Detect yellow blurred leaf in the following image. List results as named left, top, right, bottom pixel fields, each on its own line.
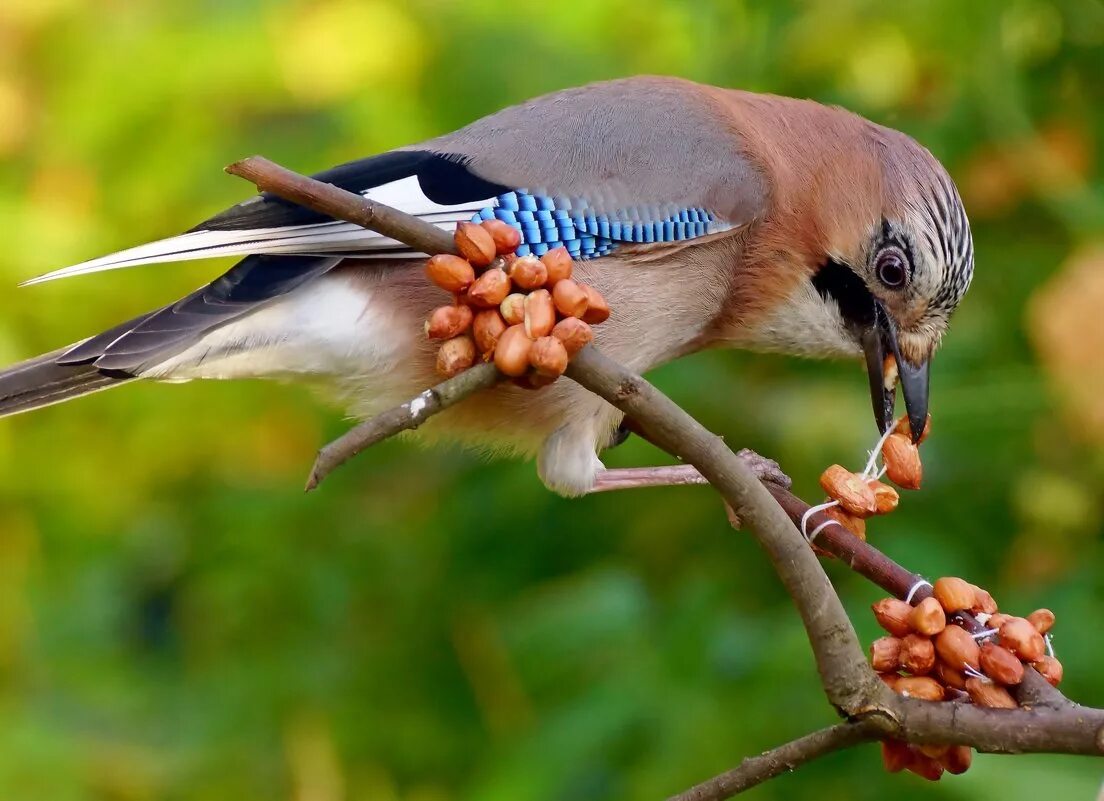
left=0, top=75, right=30, bottom=157
left=841, top=26, right=917, bottom=110
left=1028, top=245, right=1104, bottom=442
left=270, top=0, right=424, bottom=105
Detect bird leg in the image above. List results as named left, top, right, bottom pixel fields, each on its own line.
left=590, top=449, right=791, bottom=494
left=597, top=415, right=791, bottom=491
left=594, top=416, right=791, bottom=529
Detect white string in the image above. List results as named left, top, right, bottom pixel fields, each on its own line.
left=800, top=498, right=840, bottom=540
left=860, top=424, right=898, bottom=480
left=806, top=519, right=841, bottom=544
left=1045, top=634, right=1055, bottom=659
left=905, top=579, right=932, bottom=604
left=970, top=628, right=999, bottom=641
left=963, top=664, right=987, bottom=680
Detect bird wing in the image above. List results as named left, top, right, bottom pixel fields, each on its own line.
left=27, top=76, right=765, bottom=285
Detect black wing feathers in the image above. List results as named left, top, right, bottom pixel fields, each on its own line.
left=194, top=151, right=506, bottom=233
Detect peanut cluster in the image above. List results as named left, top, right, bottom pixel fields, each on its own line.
left=871, top=578, right=1061, bottom=780
left=425, top=221, right=610, bottom=385
left=817, top=414, right=929, bottom=542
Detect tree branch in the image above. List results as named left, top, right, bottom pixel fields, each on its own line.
left=305, top=363, right=500, bottom=490
left=223, top=153, right=1104, bottom=799
left=666, top=721, right=880, bottom=801
left=226, top=156, right=458, bottom=256
left=564, top=346, right=879, bottom=714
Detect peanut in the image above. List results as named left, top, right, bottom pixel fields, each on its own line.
left=454, top=221, right=496, bottom=267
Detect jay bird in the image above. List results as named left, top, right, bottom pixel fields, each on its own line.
left=1, top=76, right=973, bottom=496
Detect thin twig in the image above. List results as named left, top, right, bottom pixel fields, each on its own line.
left=306, top=363, right=500, bottom=490
left=666, top=721, right=880, bottom=801
left=226, top=156, right=458, bottom=256
left=591, top=465, right=710, bottom=492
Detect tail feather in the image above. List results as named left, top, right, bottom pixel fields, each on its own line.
left=0, top=347, right=134, bottom=418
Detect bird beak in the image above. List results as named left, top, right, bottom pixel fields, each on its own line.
left=860, top=303, right=930, bottom=442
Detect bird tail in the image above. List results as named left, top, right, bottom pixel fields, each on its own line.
left=0, top=347, right=134, bottom=419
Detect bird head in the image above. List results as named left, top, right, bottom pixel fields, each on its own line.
left=808, top=129, right=975, bottom=442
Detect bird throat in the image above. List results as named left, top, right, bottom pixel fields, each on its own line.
left=812, top=258, right=876, bottom=330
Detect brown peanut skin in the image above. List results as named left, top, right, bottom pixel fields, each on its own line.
left=493, top=325, right=533, bottom=377
left=872, top=598, right=913, bottom=637
left=907, top=755, right=944, bottom=781
left=523, top=290, right=556, bottom=338
left=825, top=505, right=866, bottom=539
left=540, top=246, right=573, bottom=285
left=426, top=254, right=476, bottom=293
left=435, top=335, right=475, bottom=378
left=893, top=412, right=932, bottom=443
left=908, top=597, right=946, bottom=636
left=895, top=676, right=944, bottom=701
left=454, top=222, right=496, bottom=267
left=508, top=255, right=548, bottom=290
left=881, top=433, right=923, bottom=489
left=881, top=741, right=913, bottom=773
left=499, top=293, right=526, bottom=325
left=979, top=642, right=1024, bottom=685
left=472, top=309, right=507, bottom=355
left=425, top=304, right=473, bottom=339
left=932, top=576, right=976, bottom=613
left=467, top=268, right=511, bottom=308
left=871, top=482, right=900, bottom=514
left=480, top=218, right=522, bottom=254
left=551, top=317, right=594, bottom=357
left=870, top=636, right=902, bottom=672
left=965, top=677, right=1017, bottom=709
left=940, top=745, right=973, bottom=775
left=819, top=464, right=877, bottom=517
left=970, top=586, right=999, bottom=614
left=551, top=279, right=589, bottom=318
left=899, top=634, right=936, bottom=675
left=999, top=617, right=1046, bottom=662
left=935, top=662, right=967, bottom=691
left=935, top=625, right=980, bottom=671
left=1028, top=608, right=1055, bottom=634
left=580, top=284, right=611, bottom=323
left=529, top=336, right=569, bottom=377
left=1032, top=655, right=1063, bottom=686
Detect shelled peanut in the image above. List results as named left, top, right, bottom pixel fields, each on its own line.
left=813, top=413, right=930, bottom=547
left=424, top=220, right=610, bottom=382
left=870, top=575, right=1061, bottom=781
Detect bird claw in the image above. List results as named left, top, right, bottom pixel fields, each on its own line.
left=726, top=449, right=791, bottom=530
left=735, top=448, right=791, bottom=490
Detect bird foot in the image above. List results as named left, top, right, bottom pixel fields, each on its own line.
left=734, top=448, right=791, bottom=490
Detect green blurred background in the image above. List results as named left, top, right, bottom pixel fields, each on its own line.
left=0, top=1, right=1102, bottom=798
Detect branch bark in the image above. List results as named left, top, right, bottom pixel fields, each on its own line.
left=226, top=156, right=458, bottom=256
left=666, top=721, right=881, bottom=801
left=305, top=363, right=500, bottom=490
left=564, top=346, right=880, bottom=714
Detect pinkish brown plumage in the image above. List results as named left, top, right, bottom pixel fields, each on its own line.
left=0, top=77, right=973, bottom=495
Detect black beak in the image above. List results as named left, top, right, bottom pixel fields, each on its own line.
left=860, top=303, right=930, bottom=442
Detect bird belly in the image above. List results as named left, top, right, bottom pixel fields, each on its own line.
left=138, top=253, right=720, bottom=492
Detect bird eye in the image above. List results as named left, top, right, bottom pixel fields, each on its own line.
left=875, top=248, right=908, bottom=289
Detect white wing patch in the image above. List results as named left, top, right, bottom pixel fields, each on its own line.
left=23, top=176, right=494, bottom=286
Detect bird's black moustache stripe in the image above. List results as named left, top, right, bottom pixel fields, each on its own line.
left=811, top=259, right=875, bottom=328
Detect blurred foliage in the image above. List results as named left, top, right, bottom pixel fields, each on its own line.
left=0, top=0, right=1102, bottom=798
